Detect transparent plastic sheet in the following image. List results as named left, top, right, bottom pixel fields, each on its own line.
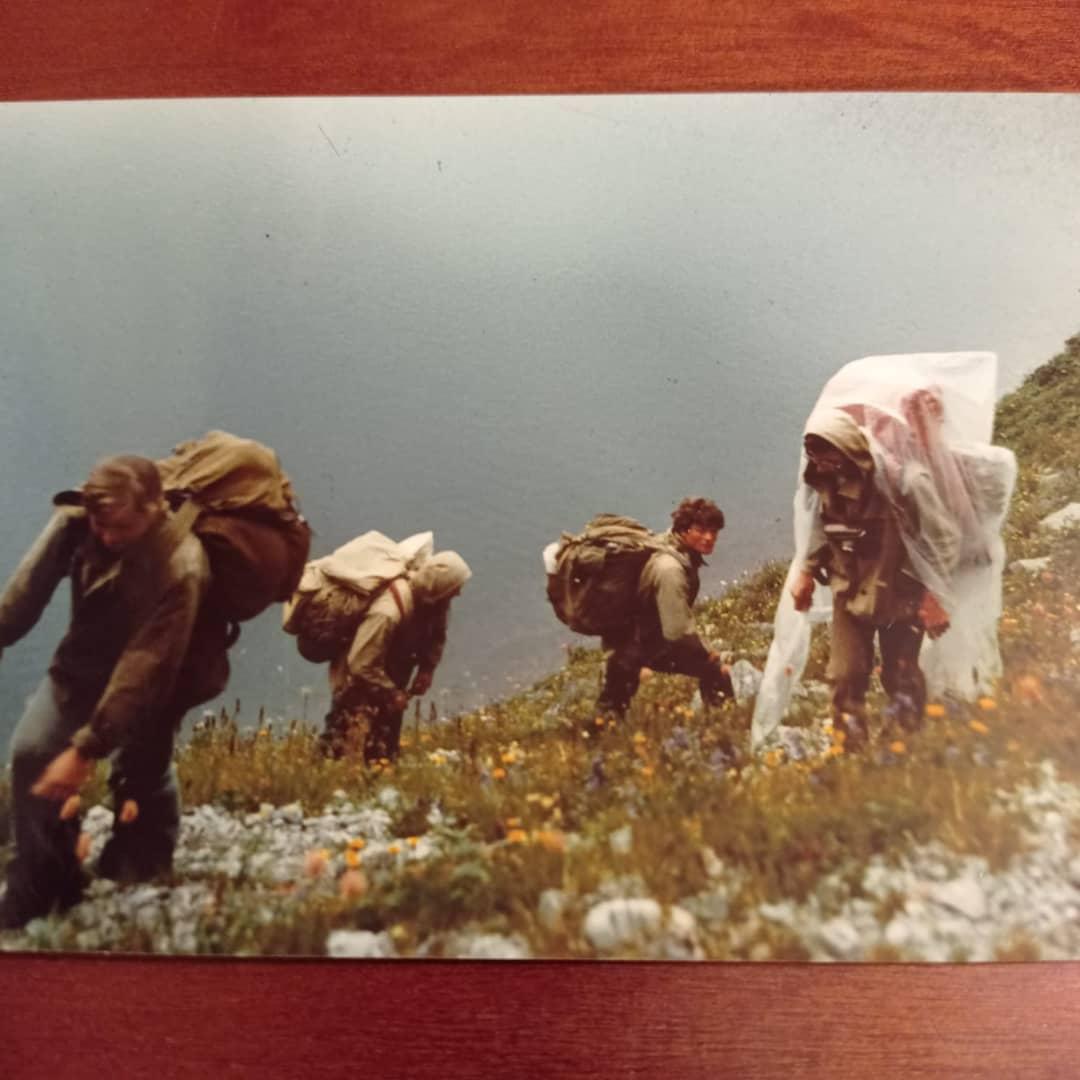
left=751, top=353, right=1016, bottom=749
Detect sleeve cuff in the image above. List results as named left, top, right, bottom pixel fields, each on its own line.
left=70, top=724, right=110, bottom=760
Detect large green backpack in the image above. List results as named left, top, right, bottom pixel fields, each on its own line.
left=157, top=431, right=312, bottom=625
left=545, top=514, right=672, bottom=637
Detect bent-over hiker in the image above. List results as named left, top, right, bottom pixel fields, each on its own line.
left=0, top=456, right=230, bottom=929
left=321, top=550, right=471, bottom=763
left=596, top=497, right=734, bottom=720
left=790, top=409, right=959, bottom=750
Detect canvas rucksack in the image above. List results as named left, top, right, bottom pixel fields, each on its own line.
left=156, top=431, right=312, bottom=626
left=283, top=531, right=433, bottom=664
left=545, top=513, right=673, bottom=637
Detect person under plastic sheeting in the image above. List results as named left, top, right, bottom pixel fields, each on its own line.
left=751, top=352, right=1016, bottom=752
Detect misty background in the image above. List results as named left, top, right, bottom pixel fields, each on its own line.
left=0, top=93, right=1077, bottom=743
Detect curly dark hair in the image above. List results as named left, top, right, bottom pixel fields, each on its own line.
left=671, top=496, right=725, bottom=534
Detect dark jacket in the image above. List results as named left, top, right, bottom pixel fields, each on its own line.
left=0, top=506, right=226, bottom=757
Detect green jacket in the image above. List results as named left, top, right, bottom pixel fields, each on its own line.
left=0, top=506, right=217, bottom=758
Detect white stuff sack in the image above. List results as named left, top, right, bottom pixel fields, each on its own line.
left=316, top=530, right=434, bottom=592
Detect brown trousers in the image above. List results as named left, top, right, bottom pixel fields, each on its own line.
left=828, top=600, right=926, bottom=729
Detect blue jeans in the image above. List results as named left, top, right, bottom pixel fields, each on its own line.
left=4, top=678, right=182, bottom=925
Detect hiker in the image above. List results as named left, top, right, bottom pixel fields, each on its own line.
left=788, top=409, right=960, bottom=749
left=752, top=352, right=1015, bottom=751
left=318, top=549, right=471, bottom=763
left=0, top=456, right=230, bottom=929
left=593, top=497, right=735, bottom=721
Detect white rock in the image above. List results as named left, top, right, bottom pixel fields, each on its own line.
left=609, top=825, right=634, bottom=856
left=817, top=917, right=862, bottom=960
left=759, top=900, right=799, bottom=928
left=453, top=933, right=531, bottom=960
left=583, top=898, right=701, bottom=959
left=930, top=876, right=988, bottom=921
left=1009, top=557, right=1051, bottom=574
left=700, top=846, right=726, bottom=880
left=537, top=889, right=568, bottom=933
left=377, top=787, right=402, bottom=811
left=326, top=930, right=398, bottom=959
left=1041, top=503, right=1080, bottom=531
left=730, top=659, right=763, bottom=704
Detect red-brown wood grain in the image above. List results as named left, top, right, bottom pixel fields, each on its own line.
left=1, top=0, right=1079, bottom=99
left=1, top=3, right=1079, bottom=1077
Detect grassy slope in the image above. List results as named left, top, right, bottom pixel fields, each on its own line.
left=4, top=336, right=1080, bottom=957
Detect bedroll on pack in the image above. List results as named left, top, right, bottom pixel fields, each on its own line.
left=283, top=530, right=434, bottom=664
left=156, top=431, right=312, bottom=625
left=545, top=514, right=671, bottom=637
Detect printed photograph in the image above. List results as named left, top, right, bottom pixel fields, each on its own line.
left=0, top=93, right=1078, bottom=960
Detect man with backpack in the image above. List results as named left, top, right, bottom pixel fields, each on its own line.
left=318, top=549, right=471, bottom=763
left=0, top=455, right=230, bottom=929
left=591, top=497, right=734, bottom=721
left=789, top=409, right=958, bottom=750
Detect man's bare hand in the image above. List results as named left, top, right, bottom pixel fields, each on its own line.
left=31, top=747, right=93, bottom=802
left=918, top=592, right=951, bottom=639
left=791, top=570, right=817, bottom=612
left=389, top=689, right=411, bottom=712
left=707, top=652, right=732, bottom=676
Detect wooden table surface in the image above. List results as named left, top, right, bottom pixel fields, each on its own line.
left=1, top=3, right=1079, bottom=1077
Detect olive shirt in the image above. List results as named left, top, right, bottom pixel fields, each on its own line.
left=636, top=530, right=706, bottom=646
left=329, top=581, right=450, bottom=701
left=0, top=507, right=212, bottom=759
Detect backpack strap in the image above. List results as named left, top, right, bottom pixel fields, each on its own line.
left=388, top=579, right=408, bottom=621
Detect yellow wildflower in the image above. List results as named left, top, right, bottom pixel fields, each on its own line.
left=925, top=703, right=947, bottom=718
left=594, top=716, right=606, bottom=728
left=533, top=829, right=566, bottom=854
left=889, top=740, right=907, bottom=755
left=406, top=836, right=420, bottom=849
left=640, top=764, right=655, bottom=779
left=632, top=732, right=647, bottom=745
left=501, top=750, right=519, bottom=764
left=763, top=749, right=783, bottom=768
left=345, top=848, right=362, bottom=870
left=506, top=828, right=529, bottom=844
left=506, top=817, right=522, bottom=828
left=977, top=697, right=997, bottom=712
left=386, top=843, right=402, bottom=856
left=347, top=837, right=366, bottom=851
left=492, top=767, right=507, bottom=780
left=969, top=719, right=989, bottom=735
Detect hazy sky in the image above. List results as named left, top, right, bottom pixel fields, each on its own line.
left=0, top=93, right=1077, bottom=726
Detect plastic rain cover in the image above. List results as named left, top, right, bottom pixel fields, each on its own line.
left=751, top=352, right=1017, bottom=750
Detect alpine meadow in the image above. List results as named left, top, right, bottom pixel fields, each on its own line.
left=2, top=335, right=1079, bottom=962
